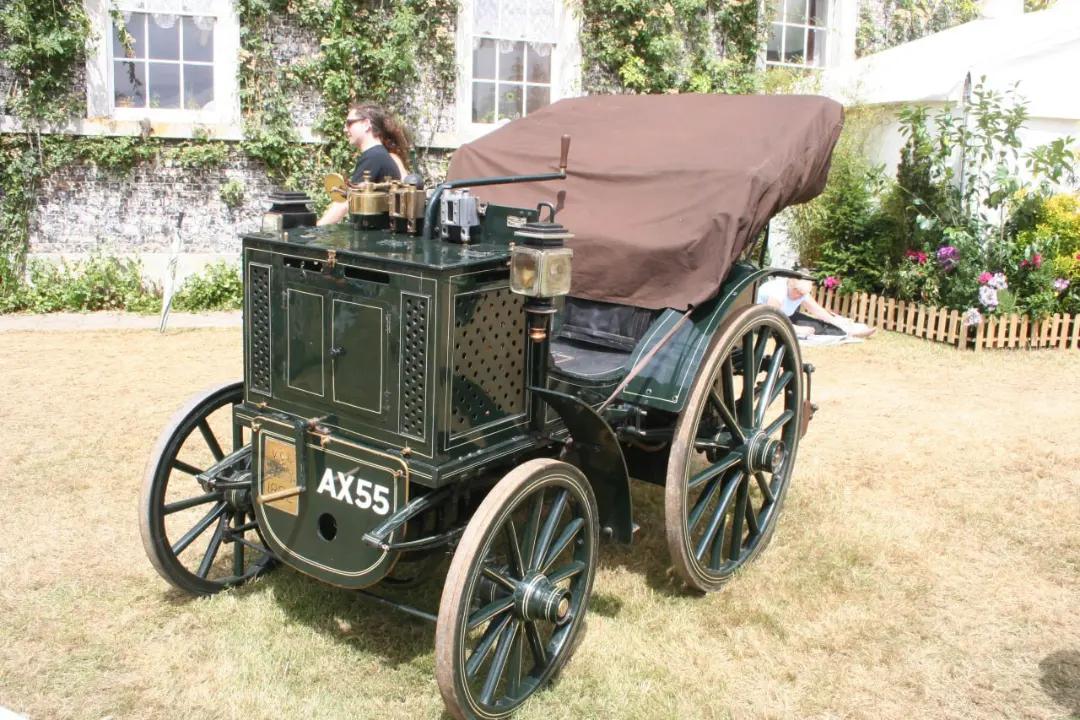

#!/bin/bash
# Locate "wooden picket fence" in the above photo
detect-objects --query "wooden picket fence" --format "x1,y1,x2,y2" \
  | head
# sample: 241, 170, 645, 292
813, 288, 1080, 351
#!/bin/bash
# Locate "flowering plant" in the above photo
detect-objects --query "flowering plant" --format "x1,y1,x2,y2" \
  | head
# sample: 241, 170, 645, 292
962, 308, 983, 326
905, 249, 928, 264
823, 276, 840, 290
1053, 278, 1070, 293
936, 245, 959, 271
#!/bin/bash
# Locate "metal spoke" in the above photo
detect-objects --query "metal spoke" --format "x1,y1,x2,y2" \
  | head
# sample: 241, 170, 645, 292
171, 458, 203, 476
531, 489, 567, 570
541, 517, 584, 573
721, 357, 736, 415
198, 420, 224, 461
481, 565, 518, 592
694, 472, 741, 560
520, 490, 544, 575
504, 519, 525, 577
744, 495, 760, 537
481, 617, 520, 704
524, 619, 548, 667
507, 620, 524, 699
708, 389, 746, 443
196, 514, 228, 578
468, 596, 516, 631
753, 326, 772, 378
466, 613, 513, 680
741, 332, 755, 426
163, 491, 221, 515
767, 371, 794, 408
547, 560, 585, 585
231, 513, 246, 576
755, 345, 786, 426
754, 471, 776, 503
687, 451, 740, 490
728, 475, 750, 561
171, 502, 226, 556
763, 409, 795, 438
688, 472, 724, 532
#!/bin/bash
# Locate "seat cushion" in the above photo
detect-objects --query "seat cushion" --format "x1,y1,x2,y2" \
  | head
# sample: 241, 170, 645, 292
550, 338, 631, 383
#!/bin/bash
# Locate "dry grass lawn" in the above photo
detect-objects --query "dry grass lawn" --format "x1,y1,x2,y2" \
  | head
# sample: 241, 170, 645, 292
0, 328, 1077, 719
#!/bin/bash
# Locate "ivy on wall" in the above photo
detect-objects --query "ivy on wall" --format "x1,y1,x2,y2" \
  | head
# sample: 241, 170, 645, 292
579, 0, 766, 95
856, 0, 979, 56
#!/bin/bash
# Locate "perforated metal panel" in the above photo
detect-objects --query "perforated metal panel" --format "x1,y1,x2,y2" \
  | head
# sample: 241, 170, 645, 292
450, 288, 526, 435
248, 263, 272, 395
400, 295, 428, 438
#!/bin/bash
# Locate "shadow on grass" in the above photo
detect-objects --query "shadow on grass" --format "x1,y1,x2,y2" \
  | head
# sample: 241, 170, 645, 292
234, 561, 448, 667
1040, 650, 1080, 718
596, 479, 698, 598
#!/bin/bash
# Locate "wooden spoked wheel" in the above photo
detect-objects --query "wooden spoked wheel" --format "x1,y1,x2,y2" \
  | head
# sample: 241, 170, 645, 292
665, 304, 803, 592
139, 381, 275, 596
436, 459, 598, 720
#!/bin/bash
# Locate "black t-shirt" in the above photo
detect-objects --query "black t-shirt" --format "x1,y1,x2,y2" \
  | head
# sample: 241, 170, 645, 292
349, 144, 401, 183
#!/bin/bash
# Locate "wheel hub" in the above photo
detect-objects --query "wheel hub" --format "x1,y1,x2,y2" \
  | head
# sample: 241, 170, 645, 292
745, 432, 786, 474
515, 572, 572, 625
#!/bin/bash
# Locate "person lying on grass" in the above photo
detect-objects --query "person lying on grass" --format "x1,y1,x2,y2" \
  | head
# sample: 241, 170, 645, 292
756, 277, 875, 339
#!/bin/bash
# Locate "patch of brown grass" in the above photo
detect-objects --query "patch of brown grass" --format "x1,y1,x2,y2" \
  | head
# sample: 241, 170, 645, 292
0, 329, 1077, 719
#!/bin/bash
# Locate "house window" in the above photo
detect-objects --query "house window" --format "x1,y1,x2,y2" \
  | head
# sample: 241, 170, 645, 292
84, 0, 241, 129
112, 12, 216, 111
458, 0, 568, 137
767, 0, 829, 67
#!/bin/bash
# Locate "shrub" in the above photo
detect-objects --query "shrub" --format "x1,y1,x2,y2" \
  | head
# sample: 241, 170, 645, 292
1, 255, 161, 313
171, 261, 243, 311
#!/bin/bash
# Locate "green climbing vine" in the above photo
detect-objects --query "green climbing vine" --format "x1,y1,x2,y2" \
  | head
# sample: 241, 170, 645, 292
856, 0, 980, 56
579, 0, 766, 95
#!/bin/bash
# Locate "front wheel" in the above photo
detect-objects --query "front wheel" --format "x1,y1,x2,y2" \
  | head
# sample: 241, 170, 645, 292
435, 459, 599, 720
139, 381, 276, 596
665, 305, 803, 592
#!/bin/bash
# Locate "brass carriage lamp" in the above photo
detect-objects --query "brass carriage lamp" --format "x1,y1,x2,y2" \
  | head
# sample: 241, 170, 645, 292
509, 208, 574, 298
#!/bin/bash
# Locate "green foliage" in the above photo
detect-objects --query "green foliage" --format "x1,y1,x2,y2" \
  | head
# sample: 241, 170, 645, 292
172, 262, 244, 311
579, 0, 764, 94
0, 0, 91, 123
787, 109, 897, 293
220, 179, 247, 210
165, 139, 231, 170
0, 255, 161, 314
857, 0, 979, 57
787, 81, 1079, 321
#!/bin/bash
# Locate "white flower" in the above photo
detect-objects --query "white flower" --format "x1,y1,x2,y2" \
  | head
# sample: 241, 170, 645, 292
979, 285, 999, 309
962, 308, 983, 326
989, 272, 1008, 290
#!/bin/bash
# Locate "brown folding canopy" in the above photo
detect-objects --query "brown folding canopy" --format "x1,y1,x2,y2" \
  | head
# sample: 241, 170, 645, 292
447, 93, 844, 311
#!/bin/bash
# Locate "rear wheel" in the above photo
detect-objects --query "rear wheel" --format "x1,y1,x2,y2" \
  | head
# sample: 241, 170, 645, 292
139, 381, 276, 596
665, 305, 803, 592
435, 459, 598, 720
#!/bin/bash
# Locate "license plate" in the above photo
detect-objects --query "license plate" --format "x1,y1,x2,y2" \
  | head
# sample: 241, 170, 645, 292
261, 434, 299, 515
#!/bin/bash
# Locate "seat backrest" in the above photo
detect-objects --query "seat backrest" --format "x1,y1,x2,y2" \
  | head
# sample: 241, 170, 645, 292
556, 297, 659, 353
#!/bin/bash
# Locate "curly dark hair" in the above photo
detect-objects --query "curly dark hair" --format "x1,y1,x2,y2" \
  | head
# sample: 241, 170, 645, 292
348, 102, 411, 168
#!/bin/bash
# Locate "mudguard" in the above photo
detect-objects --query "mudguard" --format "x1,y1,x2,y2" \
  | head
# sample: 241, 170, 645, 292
618, 263, 811, 414
531, 387, 634, 544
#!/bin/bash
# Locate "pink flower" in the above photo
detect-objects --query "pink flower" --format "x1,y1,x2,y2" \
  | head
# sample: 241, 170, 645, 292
978, 271, 992, 285
823, 276, 840, 290
1034, 253, 1043, 268
905, 250, 928, 265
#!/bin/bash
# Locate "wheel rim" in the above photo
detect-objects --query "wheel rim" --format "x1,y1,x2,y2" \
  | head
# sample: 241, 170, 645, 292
438, 461, 597, 720
140, 382, 274, 595
667, 306, 802, 589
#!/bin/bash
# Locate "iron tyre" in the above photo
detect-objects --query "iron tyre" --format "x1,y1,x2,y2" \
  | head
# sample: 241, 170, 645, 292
665, 304, 803, 592
435, 459, 598, 720
139, 381, 276, 596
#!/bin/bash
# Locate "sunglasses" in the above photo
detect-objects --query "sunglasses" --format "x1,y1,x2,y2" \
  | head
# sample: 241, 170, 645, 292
345, 116, 367, 129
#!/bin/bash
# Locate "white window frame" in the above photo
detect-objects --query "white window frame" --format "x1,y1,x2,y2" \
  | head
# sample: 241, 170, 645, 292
454, 0, 582, 144
84, 0, 241, 129
765, 0, 834, 69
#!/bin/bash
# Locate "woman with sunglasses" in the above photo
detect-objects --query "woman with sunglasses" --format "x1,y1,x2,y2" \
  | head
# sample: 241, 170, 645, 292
318, 102, 410, 226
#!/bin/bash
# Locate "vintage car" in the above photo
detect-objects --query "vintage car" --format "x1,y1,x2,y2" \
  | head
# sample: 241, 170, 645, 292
139, 93, 843, 720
